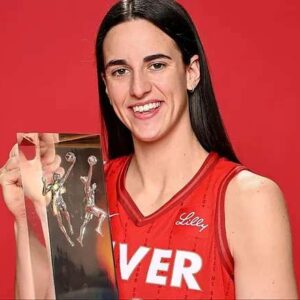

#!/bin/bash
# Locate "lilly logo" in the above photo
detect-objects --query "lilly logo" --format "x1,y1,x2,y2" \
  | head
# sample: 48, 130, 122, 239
175, 212, 208, 232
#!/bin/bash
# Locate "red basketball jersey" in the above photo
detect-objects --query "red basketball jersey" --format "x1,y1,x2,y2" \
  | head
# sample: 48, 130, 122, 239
105, 152, 246, 299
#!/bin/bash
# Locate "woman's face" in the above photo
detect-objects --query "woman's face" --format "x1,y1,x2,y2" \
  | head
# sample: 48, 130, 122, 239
102, 19, 199, 143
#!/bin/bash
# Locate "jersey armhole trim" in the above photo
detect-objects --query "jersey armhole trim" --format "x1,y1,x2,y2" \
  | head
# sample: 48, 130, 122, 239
215, 165, 248, 279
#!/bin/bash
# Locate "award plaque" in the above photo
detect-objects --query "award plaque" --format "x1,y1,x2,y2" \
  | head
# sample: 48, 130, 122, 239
17, 133, 118, 299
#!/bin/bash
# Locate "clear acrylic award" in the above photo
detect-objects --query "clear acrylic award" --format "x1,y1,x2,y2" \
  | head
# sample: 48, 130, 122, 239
17, 133, 117, 299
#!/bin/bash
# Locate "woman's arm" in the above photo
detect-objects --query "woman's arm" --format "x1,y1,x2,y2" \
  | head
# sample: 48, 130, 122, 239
0, 134, 61, 299
226, 171, 298, 299
13, 216, 55, 300
14, 218, 35, 299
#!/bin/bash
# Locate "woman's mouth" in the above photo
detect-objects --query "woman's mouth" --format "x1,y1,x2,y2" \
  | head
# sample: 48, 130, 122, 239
131, 101, 162, 119
132, 101, 161, 113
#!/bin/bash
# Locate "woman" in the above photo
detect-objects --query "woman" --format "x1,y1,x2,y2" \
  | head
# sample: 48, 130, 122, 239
0, 0, 297, 299
96, 0, 297, 299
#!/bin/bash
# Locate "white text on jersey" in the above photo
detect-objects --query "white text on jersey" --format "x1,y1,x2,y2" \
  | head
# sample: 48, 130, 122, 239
112, 242, 202, 290
175, 211, 208, 232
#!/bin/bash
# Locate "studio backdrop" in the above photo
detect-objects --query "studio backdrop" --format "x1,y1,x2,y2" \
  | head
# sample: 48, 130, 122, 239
0, 0, 299, 298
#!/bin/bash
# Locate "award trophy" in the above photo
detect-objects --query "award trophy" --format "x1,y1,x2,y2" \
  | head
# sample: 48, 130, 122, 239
17, 133, 117, 299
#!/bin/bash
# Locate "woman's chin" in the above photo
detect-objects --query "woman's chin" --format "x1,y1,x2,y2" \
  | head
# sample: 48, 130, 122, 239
132, 131, 163, 144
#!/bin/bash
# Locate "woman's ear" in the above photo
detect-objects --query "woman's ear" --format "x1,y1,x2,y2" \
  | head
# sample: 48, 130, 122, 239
186, 55, 200, 92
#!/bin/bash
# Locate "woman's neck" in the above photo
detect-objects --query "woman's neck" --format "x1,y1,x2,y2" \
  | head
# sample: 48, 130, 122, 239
129, 125, 208, 189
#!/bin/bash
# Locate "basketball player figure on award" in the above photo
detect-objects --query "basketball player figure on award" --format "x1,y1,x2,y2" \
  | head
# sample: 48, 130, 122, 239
77, 155, 107, 247
42, 152, 76, 247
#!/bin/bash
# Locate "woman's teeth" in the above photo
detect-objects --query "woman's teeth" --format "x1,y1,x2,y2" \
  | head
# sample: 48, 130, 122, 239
132, 102, 161, 113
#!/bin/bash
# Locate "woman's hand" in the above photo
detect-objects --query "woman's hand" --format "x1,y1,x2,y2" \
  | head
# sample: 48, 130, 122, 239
0, 133, 64, 220
0, 144, 26, 220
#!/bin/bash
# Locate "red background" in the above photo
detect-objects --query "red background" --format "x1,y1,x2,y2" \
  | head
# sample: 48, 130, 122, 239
0, 0, 299, 298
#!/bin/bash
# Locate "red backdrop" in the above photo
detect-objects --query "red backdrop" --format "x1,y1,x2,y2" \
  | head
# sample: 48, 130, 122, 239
0, 0, 299, 298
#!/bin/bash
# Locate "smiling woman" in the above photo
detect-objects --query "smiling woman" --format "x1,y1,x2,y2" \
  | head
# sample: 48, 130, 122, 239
95, 0, 298, 299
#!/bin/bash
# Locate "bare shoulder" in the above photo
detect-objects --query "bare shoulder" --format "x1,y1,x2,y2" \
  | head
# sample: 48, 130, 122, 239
225, 170, 289, 250
225, 170, 298, 299
228, 169, 282, 196
226, 170, 286, 216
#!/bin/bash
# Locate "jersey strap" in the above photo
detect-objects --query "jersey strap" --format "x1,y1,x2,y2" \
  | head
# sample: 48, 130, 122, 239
215, 164, 248, 278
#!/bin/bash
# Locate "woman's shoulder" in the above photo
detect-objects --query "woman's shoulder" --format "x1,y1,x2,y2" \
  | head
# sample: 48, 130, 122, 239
213, 152, 283, 202
227, 169, 284, 209
213, 151, 286, 225
226, 170, 287, 232
224, 172, 297, 298
225, 169, 291, 266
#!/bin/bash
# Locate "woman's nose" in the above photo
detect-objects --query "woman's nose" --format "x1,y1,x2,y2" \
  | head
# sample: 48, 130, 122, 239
129, 71, 151, 99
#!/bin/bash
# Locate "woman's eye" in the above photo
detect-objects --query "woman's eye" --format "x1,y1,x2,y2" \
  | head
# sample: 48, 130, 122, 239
112, 68, 128, 77
149, 63, 165, 70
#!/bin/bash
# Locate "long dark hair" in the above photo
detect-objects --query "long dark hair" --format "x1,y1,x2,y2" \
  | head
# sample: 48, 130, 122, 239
96, 0, 239, 163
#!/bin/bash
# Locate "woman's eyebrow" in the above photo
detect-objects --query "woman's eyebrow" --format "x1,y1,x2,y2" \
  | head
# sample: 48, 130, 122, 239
105, 53, 172, 70
143, 53, 172, 62
105, 59, 127, 70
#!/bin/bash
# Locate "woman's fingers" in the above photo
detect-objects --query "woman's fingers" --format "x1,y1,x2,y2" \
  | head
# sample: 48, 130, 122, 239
0, 144, 21, 188
16, 133, 59, 165
39, 133, 59, 165
42, 155, 62, 174
1, 136, 63, 200
0, 167, 25, 219
3, 156, 20, 172
39, 133, 59, 145
0, 167, 21, 186
0, 157, 20, 184
2, 141, 63, 189
9, 143, 19, 158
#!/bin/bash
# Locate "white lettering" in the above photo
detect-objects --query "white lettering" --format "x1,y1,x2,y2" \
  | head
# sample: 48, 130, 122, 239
119, 243, 150, 280
146, 249, 172, 285
171, 250, 202, 290
113, 242, 204, 291
175, 212, 208, 232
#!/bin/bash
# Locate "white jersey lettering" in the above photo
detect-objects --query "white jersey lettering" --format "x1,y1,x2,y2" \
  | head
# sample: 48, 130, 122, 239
171, 250, 202, 290
119, 243, 150, 280
115, 242, 203, 290
146, 249, 172, 285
